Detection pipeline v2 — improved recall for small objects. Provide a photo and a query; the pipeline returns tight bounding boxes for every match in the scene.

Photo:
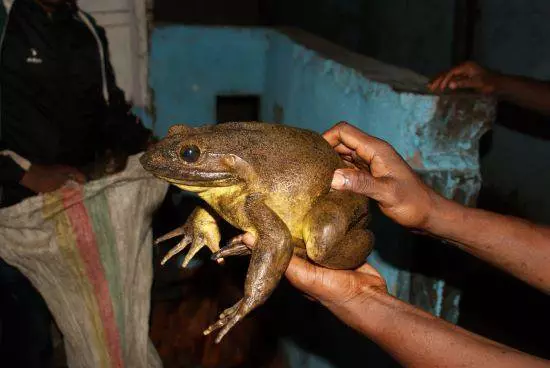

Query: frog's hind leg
[303,191,374,270]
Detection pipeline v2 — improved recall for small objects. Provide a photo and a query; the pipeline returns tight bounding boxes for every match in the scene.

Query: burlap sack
[0,154,168,368]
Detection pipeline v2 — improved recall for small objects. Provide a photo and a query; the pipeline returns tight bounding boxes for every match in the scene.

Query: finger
[331,169,388,203]
[427,75,445,92]
[323,122,387,166]
[239,232,256,248]
[63,168,87,184]
[448,76,484,91]
[438,65,471,92]
[73,172,87,184]
[334,143,354,156]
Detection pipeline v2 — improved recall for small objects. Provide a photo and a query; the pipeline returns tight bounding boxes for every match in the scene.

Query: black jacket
[0,0,152,207]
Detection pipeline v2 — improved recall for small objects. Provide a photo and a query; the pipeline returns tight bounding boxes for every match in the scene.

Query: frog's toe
[218,300,242,319]
[160,235,192,266]
[204,299,247,344]
[181,238,207,268]
[154,225,186,245]
[211,242,251,261]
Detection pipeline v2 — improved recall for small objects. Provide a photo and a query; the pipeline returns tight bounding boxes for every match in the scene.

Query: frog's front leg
[155,206,221,267]
[204,195,293,343]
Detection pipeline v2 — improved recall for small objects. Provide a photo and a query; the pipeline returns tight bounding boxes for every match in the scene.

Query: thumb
[332,169,385,202]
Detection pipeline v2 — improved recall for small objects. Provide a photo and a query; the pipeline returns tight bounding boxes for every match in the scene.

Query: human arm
[428,61,550,116]
[324,122,550,294]
[2,145,85,192]
[1,152,85,193]
[284,256,550,368]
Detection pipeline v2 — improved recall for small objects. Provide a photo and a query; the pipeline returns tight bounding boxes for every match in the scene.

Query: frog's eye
[180,145,201,163]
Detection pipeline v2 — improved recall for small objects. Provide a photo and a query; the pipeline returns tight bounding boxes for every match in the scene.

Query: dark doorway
[216,95,261,123]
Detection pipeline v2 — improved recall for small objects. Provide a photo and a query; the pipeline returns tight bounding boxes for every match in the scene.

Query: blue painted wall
[149,26,269,137]
[262,33,410,154]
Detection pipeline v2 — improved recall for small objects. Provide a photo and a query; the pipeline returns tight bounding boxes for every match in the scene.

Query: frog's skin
[140,122,374,343]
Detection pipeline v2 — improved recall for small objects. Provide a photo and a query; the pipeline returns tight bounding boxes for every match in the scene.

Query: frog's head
[140,124,249,191]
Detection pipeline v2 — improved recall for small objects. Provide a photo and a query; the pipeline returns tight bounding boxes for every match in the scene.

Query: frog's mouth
[158,171,238,188]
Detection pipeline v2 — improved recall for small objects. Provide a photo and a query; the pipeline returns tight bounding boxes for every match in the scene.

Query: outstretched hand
[427,61,500,94]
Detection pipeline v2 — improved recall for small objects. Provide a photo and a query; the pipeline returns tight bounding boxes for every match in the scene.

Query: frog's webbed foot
[204,299,249,343]
[211,234,253,262]
[155,207,221,268]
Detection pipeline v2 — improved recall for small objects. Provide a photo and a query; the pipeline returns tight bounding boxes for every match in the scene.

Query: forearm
[332,292,549,368]
[426,195,550,293]
[494,73,550,115]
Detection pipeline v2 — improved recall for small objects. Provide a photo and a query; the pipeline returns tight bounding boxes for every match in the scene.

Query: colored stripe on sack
[43,191,111,367]
[61,186,124,367]
[84,187,126,352]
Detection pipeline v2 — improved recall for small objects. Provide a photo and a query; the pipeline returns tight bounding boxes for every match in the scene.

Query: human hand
[20,164,86,193]
[285,256,387,316]
[323,122,437,230]
[428,61,500,94]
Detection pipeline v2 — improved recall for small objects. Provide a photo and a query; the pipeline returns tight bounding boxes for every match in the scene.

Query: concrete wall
[269,0,456,77]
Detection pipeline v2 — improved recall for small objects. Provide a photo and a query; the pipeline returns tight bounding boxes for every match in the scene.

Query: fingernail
[332,170,347,189]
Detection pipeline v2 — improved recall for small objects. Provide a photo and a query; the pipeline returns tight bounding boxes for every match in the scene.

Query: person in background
[0,0,154,366]
[281,122,550,368]
[428,61,550,116]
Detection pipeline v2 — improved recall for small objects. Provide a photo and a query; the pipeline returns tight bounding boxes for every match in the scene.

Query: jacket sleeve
[0,155,25,184]
[94,21,153,154]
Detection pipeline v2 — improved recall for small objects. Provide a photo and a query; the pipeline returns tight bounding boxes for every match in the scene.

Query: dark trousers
[0,258,53,368]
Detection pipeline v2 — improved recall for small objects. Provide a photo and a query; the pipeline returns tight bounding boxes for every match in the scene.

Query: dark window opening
[216,95,260,123]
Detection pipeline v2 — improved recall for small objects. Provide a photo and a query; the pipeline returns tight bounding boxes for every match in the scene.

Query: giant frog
[140,122,374,343]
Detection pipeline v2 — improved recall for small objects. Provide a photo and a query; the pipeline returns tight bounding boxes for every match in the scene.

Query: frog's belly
[200,190,309,241]
[199,190,255,233]
[265,196,309,240]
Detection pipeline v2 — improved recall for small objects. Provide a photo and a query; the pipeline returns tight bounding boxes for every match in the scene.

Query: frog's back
[204,122,341,193]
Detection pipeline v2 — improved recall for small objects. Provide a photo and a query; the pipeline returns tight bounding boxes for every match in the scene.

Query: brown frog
[140,122,374,343]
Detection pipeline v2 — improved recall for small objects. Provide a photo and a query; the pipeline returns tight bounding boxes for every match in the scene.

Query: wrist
[423,192,460,235]
[326,290,396,339]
